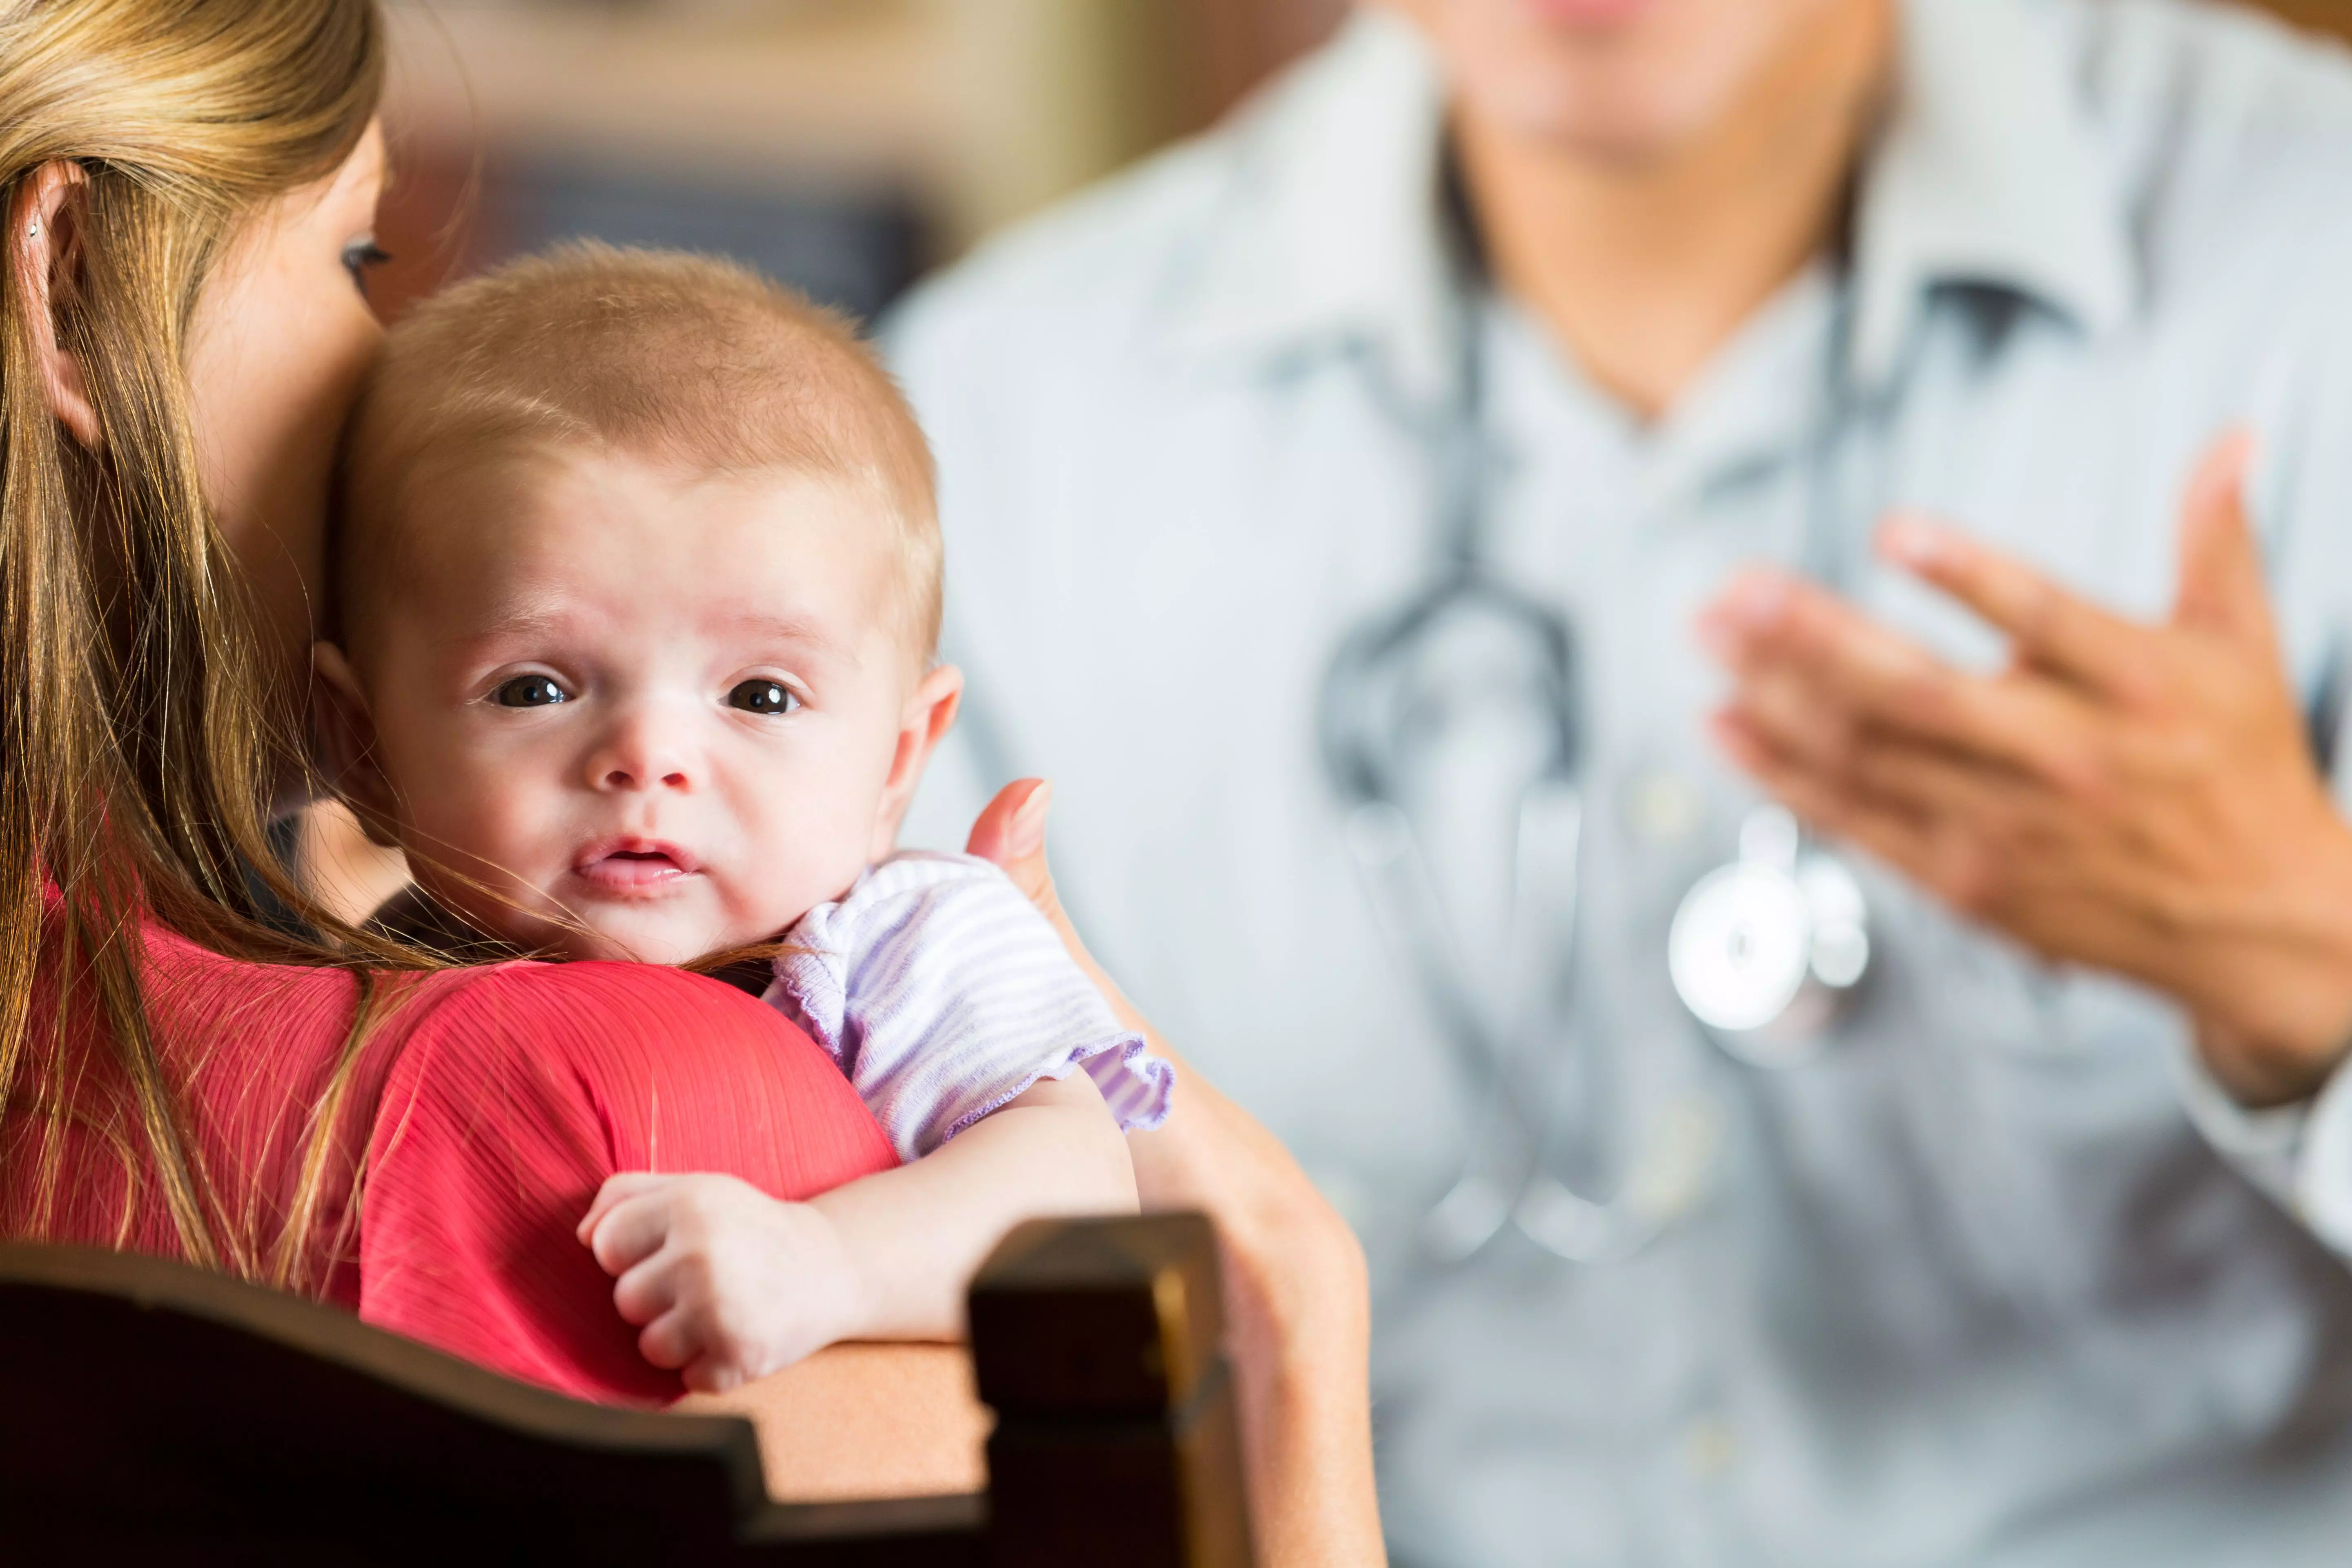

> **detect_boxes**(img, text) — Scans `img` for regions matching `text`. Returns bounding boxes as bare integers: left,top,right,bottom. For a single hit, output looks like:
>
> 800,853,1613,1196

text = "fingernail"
1723,574,1791,628
1695,611,1734,659
1879,517,1948,570
1010,778,1052,858
1707,709,1758,763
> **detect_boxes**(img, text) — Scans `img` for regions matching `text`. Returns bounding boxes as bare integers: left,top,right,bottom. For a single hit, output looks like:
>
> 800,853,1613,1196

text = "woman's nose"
584,710,695,793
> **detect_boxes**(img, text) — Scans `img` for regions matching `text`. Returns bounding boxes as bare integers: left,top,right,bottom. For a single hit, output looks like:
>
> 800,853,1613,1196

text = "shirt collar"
1849,0,2138,386
1156,10,1458,401
1159,0,2140,405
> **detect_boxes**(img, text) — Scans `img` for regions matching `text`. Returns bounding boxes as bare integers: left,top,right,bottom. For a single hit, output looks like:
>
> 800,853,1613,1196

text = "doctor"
890,0,2352,1561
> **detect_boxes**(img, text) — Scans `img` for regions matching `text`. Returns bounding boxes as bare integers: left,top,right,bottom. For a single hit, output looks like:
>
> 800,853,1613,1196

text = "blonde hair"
339,243,943,659
0,0,389,1285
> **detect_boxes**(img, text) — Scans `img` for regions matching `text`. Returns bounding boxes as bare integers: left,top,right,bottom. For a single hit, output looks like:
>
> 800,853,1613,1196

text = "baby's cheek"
403,759,562,888
728,787,879,937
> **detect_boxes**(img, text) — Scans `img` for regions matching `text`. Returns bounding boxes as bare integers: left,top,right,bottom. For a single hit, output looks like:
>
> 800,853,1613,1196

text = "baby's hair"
335,241,941,658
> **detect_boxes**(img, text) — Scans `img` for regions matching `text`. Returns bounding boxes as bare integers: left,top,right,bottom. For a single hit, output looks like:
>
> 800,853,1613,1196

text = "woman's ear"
9,161,100,450
870,663,967,860
310,641,403,849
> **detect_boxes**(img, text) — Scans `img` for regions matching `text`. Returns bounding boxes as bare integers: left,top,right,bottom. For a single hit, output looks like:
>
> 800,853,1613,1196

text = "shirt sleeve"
2179,214,2352,1263
356,960,897,1406
2179,1045,2352,1258
765,853,1174,1162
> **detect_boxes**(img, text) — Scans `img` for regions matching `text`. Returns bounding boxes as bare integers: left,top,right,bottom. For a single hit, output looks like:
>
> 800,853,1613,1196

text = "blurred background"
369,0,2352,332
369,0,1352,327
367,1,2352,336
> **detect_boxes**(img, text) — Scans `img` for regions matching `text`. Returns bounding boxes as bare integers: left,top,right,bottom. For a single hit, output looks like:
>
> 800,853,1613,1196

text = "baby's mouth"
572,839,700,894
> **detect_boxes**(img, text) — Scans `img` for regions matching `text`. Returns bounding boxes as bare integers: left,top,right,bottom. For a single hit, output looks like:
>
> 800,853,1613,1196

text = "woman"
0,1,1376,1558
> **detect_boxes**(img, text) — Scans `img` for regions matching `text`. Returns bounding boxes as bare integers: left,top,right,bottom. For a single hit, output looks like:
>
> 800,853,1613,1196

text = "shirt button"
1682,1413,1739,1479
1627,769,1703,845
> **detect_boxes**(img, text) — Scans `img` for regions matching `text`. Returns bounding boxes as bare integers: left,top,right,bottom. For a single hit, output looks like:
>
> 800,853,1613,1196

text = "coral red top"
2,912,897,1405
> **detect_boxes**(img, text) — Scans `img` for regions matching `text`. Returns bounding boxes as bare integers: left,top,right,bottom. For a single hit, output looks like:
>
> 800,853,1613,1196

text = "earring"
25,219,37,240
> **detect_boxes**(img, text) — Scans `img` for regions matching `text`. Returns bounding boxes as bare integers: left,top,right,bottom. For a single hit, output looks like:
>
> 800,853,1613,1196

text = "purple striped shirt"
762,852,1174,1160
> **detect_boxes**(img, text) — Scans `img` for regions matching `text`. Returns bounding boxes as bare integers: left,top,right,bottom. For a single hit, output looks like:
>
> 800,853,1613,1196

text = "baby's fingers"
585,1192,682,1278
680,1352,748,1396
577,1171,677,1244
611,1248,687,1327
636,1303,702,1374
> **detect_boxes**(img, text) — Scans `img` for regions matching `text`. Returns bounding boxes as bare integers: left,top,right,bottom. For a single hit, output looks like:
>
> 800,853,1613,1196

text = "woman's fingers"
1876,516,2152,698
964,776,1151,1033
963,777,1055,903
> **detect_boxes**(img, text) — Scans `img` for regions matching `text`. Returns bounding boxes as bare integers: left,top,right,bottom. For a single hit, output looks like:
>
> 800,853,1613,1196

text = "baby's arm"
577,1071,1136,1394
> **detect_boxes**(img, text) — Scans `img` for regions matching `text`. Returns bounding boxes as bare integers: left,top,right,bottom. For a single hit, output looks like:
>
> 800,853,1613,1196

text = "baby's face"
329,448,951,964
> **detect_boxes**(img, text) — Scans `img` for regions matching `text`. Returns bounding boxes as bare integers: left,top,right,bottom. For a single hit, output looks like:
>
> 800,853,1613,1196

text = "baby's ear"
871,663,965,859
309,642,402,849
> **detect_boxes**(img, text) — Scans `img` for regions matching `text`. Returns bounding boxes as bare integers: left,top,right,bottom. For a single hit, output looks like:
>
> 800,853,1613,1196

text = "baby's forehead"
348,443,917,661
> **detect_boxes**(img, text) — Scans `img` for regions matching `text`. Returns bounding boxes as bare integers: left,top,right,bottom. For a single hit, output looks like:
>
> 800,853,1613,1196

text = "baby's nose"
601,759,690,791
588,714,695,793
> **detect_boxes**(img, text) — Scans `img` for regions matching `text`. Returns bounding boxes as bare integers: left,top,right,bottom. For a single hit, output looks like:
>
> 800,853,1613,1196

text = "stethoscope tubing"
1323,270,1885,1269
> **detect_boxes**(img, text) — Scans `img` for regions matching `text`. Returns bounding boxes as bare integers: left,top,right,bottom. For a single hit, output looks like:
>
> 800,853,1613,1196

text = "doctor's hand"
1698,433,2352,1109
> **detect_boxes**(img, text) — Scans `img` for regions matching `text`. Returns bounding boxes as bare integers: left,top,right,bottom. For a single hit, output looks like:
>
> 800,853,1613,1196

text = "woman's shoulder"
357,959,896,1404
377,958,897,1192
391,960,855,1091
128,923,877,1158
397,956,794,1054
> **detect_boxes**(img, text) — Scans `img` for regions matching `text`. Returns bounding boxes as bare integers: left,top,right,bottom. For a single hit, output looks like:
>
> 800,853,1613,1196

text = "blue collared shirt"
889,3,2352,1561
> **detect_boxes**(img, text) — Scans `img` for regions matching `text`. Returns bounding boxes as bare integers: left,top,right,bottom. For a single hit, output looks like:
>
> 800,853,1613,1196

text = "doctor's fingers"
1712,608,2106,797
1720,710,2185,953
1830,742,2114,918
1877,517,2160,702
1722,717,2076,938
1713,708,1938,867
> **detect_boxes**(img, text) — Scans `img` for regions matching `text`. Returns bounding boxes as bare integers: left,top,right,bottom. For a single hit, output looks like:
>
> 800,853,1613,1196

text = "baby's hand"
576,1172,864,1393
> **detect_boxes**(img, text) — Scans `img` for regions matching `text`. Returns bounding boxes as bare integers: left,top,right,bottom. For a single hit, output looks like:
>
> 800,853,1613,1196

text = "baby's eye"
728,678,799,716
492,674,570,708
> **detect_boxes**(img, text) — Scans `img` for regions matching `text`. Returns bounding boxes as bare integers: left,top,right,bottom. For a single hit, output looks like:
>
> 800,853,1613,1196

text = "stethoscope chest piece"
1668,804,1869,1067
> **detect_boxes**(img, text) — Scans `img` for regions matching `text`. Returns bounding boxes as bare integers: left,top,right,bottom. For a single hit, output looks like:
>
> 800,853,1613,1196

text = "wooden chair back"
0,1213,1251,1566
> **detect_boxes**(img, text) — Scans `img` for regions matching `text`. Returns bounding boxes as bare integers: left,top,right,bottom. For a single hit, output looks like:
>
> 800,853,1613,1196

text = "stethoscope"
1319,273,1878,1267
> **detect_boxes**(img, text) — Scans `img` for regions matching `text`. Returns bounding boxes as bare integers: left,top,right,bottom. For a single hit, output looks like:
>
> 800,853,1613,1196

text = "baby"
314,244,1170,1391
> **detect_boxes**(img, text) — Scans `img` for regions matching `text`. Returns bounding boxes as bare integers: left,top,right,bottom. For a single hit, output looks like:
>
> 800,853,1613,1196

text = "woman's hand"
579,1172,862,1394
1699,433,2352,1107
966,781,1386,1567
